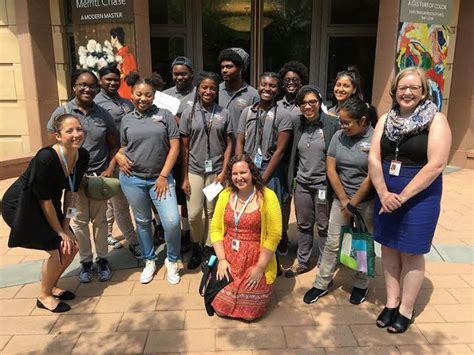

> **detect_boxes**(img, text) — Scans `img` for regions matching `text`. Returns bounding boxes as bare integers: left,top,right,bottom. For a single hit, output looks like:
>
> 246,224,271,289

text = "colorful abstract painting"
396,23,450,110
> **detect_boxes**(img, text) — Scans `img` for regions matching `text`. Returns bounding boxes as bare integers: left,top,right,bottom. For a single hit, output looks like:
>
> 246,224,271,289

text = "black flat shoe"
376,305,400,328
54,290,75,301
387,310,415,334
36,299,71,313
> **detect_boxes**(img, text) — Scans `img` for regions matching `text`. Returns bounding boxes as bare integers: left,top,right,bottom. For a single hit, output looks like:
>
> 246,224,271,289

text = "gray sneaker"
96,258,112,282
107,236,123,249
79,261,93,283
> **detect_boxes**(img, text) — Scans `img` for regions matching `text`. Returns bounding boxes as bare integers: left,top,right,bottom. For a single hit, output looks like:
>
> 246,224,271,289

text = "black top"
381,129,428,166
2,147,89,225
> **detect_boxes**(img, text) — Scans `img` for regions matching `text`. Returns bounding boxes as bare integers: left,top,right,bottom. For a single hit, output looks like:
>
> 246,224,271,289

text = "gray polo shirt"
238,104,293,164
180,103,232,175
47,99,117,174
121,105,180,178
296,120,327,188
277,96,300,114
327,126,374,198
94,89,134,132
218,82,259,141
163,85,196,118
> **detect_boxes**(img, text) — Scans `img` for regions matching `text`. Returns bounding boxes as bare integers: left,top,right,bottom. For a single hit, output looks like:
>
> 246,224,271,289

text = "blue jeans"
119,173,181,262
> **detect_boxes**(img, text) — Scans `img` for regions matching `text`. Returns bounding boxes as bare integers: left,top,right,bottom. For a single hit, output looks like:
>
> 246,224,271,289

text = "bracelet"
159,174,167,179
218,258,226,262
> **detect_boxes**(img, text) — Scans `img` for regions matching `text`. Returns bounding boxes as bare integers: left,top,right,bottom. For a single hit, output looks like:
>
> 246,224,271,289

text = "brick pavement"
0,169,472,354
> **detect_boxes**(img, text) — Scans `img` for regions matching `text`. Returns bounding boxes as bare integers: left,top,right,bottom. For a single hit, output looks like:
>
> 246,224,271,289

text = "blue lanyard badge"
59,144,77,192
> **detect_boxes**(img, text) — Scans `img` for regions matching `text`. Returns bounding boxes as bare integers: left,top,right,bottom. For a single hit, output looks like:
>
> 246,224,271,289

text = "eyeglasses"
75,83,98,91
299,99,319,107
397,85,421,93
339,119,356,128
283,77,301,84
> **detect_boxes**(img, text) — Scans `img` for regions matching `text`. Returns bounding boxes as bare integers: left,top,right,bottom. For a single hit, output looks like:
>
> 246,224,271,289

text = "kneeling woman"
2,114,89,312
303,97,376,305
209,154,282,321
117,72,181,285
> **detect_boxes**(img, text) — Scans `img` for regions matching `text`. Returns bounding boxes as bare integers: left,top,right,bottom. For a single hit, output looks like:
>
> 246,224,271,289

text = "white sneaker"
164,257,181,284
140,260,156,284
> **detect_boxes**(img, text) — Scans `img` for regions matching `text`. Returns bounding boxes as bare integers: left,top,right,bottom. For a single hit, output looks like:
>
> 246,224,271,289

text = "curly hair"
217,49,244,69
125,71,165,91
278,61,309,86
224,154,265,194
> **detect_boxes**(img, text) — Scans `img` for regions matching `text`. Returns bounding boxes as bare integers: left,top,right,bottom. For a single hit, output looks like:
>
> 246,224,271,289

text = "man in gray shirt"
218,48,259,144
163,56,196,118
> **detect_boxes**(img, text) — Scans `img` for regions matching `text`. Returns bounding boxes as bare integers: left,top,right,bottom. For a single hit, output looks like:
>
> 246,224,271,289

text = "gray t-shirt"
121,105,180,178
238,104,293,164
327,126,374,198
218,82,259,142
94,89,134,133
47,99,117,174
296,120,327,188
163,85,196,118
180,103,232,175
277,96,300,114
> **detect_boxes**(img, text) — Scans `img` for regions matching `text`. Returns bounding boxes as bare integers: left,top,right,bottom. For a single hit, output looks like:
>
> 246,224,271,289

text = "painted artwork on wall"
395,23,450,110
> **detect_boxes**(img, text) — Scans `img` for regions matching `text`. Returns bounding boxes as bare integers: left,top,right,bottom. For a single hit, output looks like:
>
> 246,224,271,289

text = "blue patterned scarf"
384,99,437,142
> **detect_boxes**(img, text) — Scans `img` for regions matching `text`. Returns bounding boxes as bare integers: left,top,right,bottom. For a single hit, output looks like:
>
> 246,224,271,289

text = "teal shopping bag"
337,210,375,277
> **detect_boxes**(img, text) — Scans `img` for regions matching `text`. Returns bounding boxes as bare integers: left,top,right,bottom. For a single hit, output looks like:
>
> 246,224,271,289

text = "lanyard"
199,103,216,159
233,187,256,238
58,145,76,191
254,104,277,152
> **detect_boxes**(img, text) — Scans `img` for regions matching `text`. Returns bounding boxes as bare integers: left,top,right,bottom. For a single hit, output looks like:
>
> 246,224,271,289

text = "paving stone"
2,334,79,354
254,350,325,355
118,311,185,331
76,280,135,297
422,275,471,289
50,313,122,333
250,305,315,327
31,296,100,315
156,293,205,311
184,352,251,355
185,310,250,329
275,288,338,307
415,289,462,305
273,276,299,291
433,304,474,322
132,279,190,295
310,305,379,325
0,298,35,315
413,305,445,323
94,295,158,313
144,329,215,352
434,244,474,264
447,288,474,304
284,325,357,348
397,344,473,354
0,285,20,299
72,331,148,353
425,262,473,275
0,260,43,288
325,346,400,355
0,336,11,352
14,277,79,299
0,316,58,335
216,327,286,350
350,324,428,346
460,274,474,288
0,255,25,266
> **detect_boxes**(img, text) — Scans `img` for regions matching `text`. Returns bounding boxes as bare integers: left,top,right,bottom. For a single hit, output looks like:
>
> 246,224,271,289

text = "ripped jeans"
120,173,181,262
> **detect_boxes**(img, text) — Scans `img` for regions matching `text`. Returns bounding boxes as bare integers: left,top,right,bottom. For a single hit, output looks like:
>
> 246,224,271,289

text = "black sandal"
387,310,415,334
54,290,76,301
376,305,400,328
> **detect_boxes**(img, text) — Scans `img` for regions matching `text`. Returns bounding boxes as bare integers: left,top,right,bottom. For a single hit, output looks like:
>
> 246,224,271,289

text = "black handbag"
7,158,61,251
199,256,233,316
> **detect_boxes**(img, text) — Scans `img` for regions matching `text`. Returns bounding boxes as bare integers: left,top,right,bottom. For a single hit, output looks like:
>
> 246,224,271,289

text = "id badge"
317,188,327,203
232,238,240,251
66,207,77,219
204,159,213,173
254,153,263,169
389,160,402,176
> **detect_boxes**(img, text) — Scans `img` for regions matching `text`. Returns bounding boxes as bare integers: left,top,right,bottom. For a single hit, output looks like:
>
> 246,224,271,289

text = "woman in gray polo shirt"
303,96,377,305
117,72,181,285
180,72,233,269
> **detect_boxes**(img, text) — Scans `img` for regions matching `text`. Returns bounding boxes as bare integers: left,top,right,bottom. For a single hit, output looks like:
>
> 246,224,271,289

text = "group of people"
2,47,451,332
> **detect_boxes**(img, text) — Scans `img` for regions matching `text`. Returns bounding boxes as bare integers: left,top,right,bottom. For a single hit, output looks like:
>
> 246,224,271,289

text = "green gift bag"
337,210,375,277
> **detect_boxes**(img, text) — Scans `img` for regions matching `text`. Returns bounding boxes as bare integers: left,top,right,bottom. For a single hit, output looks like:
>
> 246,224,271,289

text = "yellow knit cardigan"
210,187,282,284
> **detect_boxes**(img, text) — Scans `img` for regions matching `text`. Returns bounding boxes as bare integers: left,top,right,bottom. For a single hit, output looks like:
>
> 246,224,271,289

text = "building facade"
0,0,472,178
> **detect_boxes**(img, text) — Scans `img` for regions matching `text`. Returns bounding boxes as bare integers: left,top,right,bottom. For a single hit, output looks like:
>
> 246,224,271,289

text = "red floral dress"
211,202,273,321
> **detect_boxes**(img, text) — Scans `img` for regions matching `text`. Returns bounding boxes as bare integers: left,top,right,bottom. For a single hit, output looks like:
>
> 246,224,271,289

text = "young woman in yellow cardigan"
209,154,282,321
